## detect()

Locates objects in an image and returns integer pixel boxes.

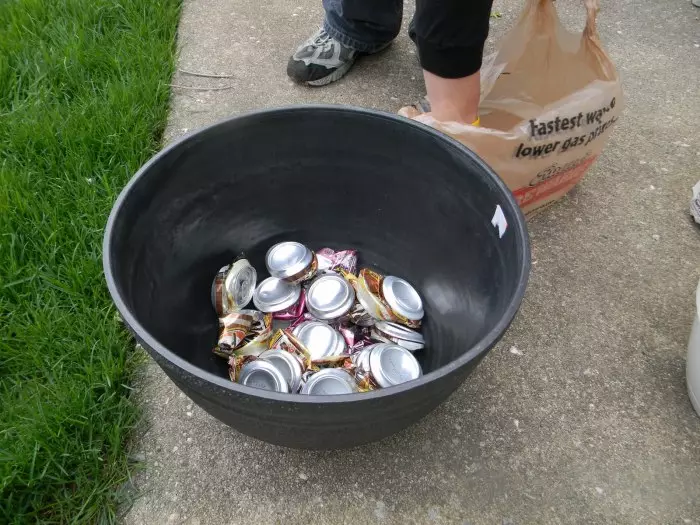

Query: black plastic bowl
[103,106,530,449]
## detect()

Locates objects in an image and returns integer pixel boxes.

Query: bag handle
[582,0,600,40]
[531,0,600,40]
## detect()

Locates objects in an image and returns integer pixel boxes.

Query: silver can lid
[369,343,422,388]
[301,369,359,395]
[258,349,303,392]
[372,321,425,351]
[381,276,424,321]
[252,277,301,313]
[266,242,313,280]
[238,360,291,393]
[306,274,356,320]
[292,321,347,361]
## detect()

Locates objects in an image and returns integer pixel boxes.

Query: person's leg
[287,0,402,86]
[323,0,402,54]
[409,0,494,124]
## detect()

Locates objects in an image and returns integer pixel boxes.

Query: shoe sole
[306,60,355,87]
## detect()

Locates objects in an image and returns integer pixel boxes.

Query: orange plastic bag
[400,0,623,215]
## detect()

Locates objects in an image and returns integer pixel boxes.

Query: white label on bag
[491,205,507,238]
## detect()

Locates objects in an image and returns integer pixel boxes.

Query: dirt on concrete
[123,0,700,523]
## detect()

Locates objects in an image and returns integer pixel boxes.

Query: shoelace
[310,29,333,51]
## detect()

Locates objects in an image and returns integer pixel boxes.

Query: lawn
[0,0,181,522]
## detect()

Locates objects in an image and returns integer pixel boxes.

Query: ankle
[423,70,480,124]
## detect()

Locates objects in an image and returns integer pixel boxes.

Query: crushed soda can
[238,359,290,393]
[380,275,424,324]
[356,269,423,329]
[371,321,425,352]
[213,310,260,357]
[292,320,348,361]
[352,343,422,388]
[305,274,355,320]
[211,257,257,316]
[266,241,318,284]
[258,349,304,392]
[300,368,360,395]
[234,312,273,356]
[316,247,358,275]
[268,328,313,370]
[272,289,306,320]
[253,277,302,313]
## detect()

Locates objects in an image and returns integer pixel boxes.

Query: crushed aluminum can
[272,289,306,320]
[211,257,257,316]
[292,320,347,362]
[268,329,313,370]
[371,321,425,352]
[356,268,422,329]
[266,241,318,284]
[368,343,422,387]
[258,349,304,392]
[380,276,424,322]
[351,343,422,388]
[252,276,301,313]
[213,310,260,357]
[234,312,273,356]
[300,368,360,395]
[316,247,358,275]
[238,359,290,393]
[305,274,355,320]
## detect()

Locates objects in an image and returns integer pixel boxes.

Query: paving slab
[123,0,700,523]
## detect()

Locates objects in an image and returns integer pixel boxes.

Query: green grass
[0,0,181,522]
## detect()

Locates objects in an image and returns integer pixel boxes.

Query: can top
[253,277,301,313]
[225,258,257,310]
[301,369,359,395]
[374,321,425,344]
[258,349,303,392]
[238,360,290,393]
[266,242,313,279]
[381,276,424,321]
[369,343,422,387]
[306,274,355,319]
[292,321,346,361]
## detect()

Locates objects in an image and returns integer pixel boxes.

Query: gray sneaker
[287,28,358,86]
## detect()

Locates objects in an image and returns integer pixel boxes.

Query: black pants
[322,0,494,78]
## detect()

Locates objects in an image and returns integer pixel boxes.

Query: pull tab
[491,205,508,239]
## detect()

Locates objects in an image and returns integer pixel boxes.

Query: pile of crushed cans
[211,242,425,395]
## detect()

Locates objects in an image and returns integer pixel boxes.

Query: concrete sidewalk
[123,0,700,523]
